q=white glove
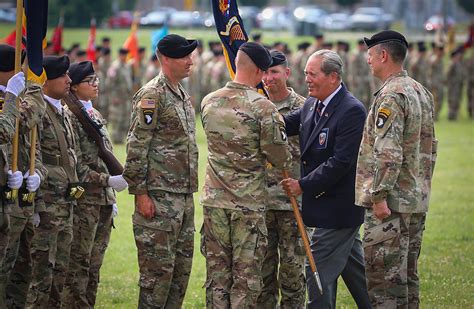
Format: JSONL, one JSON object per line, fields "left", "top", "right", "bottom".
{"left": 6, "top": 71, "right": 25, "bottom": 97}
{"left": 24, "top": 171, "right": 41, "bottom": 192}
{"left": 7, "top": 170, "right": 23, "bottom": 189}
{"left": 33, "top": 213, "right": 40, "bottom": 227}
{"left": 112, "top": 203, "right": 118, "bottom": 218}
{"left": 107, "top": 175, "right": 128, "bottom": 192}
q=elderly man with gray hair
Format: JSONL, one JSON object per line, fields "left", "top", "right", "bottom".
{"left": 281, "top": 49, "right": 371, "bottom": 308}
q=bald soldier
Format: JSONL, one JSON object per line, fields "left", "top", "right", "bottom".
{"left": 123, "top": 34, "right": 199, "bottom": 308}
{"left": 200, "top": 42, "right": 292, "bottom": 308}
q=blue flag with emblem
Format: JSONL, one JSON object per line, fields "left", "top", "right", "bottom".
{"left": 211, "top": 0, "right": 248, "bottom": 80}
{"left": 24, "top": 0, "right": 48, "bottom": 85}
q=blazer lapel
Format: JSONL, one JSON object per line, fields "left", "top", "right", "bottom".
{"left": 301, "top": 97, "right": 317, "bottom": 149}
{"left": 302, "top": 86, "right": 346, "bottom": 155}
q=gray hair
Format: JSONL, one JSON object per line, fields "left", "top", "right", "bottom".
{"left": 310, "top": 49, "right": 343, "bottom": 79}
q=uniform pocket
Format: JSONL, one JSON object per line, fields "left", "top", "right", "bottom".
{"left": 363, "top": 217, "right": 401, "bottom": 268}
{"left": 138, "top": 273, "right": 156, "bottom": 290}
{"left": 132, "top": 212, "right": 172, "bottom": 231}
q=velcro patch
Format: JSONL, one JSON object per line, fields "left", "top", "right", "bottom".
{"left": 140, "top": 99, "right": 156, "bottom": 109}
{"left": 376, "top": 108, "right": 391, "bottom": 129}
{"left": 0, "top": 96, "right": 4, "bottom": 113}
{"left": 143, "top": 109, "right": 154, "bottom": 125}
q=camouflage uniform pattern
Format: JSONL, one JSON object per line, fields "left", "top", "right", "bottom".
{"left": 355, "top": 70, "right": 437, "bottom": 307}
{"left": 258, "top": 89, "right": 306, "bottom": 308}
{"left": 290, "top": 49, "right": 308, "bottom": 96}
{"left": 200, "top": 81, "right": 292, "bottom": 308}
{"left": 62, "top": 102, "right": 116, "bottom": 308}
{"left": 123, "top": 72, "right": 198, "bottom": 307}
{"left": 446, "top": 56, "right": 465, "bottom": 120}
{"left": 96, "top": 57, "right": 110, "bottom": 120}
{"left": 427, "top": 53, "right": 445, "bottom": 120}
{"left": 107, "top": 59, "right": 133, "bottom": 143}
{"left": 409, "top": 54, "right": 429, "bottom": 86}
{"left": 350, "top": 50, "right": 372, "bottom": 110}
{"left": 26, "top": 98, "right": 79, "bottom": 308}
{"left": 466, "top": 50, "right": 474, "bottom": 119}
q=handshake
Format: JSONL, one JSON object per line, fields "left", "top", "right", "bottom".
{"left": 7, "top": 170, "right": 41, "bottom": 192}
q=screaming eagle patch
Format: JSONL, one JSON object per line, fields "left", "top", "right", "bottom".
{"left": 139, "top": 99, "right": 157, "bottom": 128}
{"left": 376, "top": 108, "right": 391, "bottom": 129}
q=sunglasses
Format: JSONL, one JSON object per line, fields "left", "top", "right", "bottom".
{"left": 80, "top": 76, "right": 100, "bottom": 86}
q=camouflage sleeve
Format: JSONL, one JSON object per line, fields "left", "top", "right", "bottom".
{"left": 255, "top": 98, "right": 292, "bottom": 169}
{"left": 0, "top": 91, "right": 20, "bottom": 143}
{"left": 123, "top": 88, "right": 160, "bottom": 195}
{"left": 19, "top": 81, "right": 46, "bottom": 131}
{"left": 370, "top": 94, "right": 405, "bottom": 202}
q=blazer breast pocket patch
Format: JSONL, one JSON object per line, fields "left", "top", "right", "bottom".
{"left": 316, "top": 128, "right": 329, "bottom": 149}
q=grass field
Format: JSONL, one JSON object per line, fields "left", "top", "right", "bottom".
{"left": 1, "top": 23, "right": 473, "bottom": 307}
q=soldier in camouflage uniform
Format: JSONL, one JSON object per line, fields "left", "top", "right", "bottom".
{"left": 427, "top": 45, "right": 445, "bottom": 120}
{"left": 467, "top": 47, "right": 474, "bottom": 119}
{"left": 25, "top": 55, "right": 81, "bottom": 308}
{"left": 61, "top": 61, "right": 128, "bottom": 308}
{"left": 142, "top": 54, "right": 161, "bottom": 85}
{"left": 409, "top": 42, "right": 429, "bottom": 87}
{"left": 446, "top": 46, "right": 465, "bottom": 121}
{"left": 96, "top": 47, "right": 111, "bottom": 121}
{"left": 350, "top": 40, "right": 372, "bottom": 110}
{"left": 200, "top": 42, "right": 292, "bottom": 309}
{"left": 356, "top": 30, "right": 438, "bottom": 308}
{"left": 123, "top": 34, "right": 198, "bottom": 308}
{"left": 0, "top": 45, "right": 44, "bottom": 308}
{"left": 130, "top": 47, "right": 147, "bottom": 93}
{"left": 208, "top": 50, "right": 229, "bottom": 93}
{"left": 107, "top": 48, "right": 133, "bottom": 144}
{"left": 290, "top": 42, "right": 310, "bottom": 97}
{"left": 257, "top": 51, "right": 306, "bottom": 309}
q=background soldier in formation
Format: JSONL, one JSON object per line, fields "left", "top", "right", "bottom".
{"left": 62, "top": 61, "right": 127, "bottom": 308}
{"left": 96, "top": 46, "right": 111, "bottom": 121}
{"left": 446, "top": 46, "right": 465, "bottom": 120}
{"left": 356, "top": 30, "right": 437, "bottom": 308}
{"left": 257, "top": 50, "right": 306, "bottom": 308}
{"left": 200, "top": 42, "right": 292, "bottom": 308}
{"left": 123, "top": 34, "right": 198, "bottom": 308}
{"left": 350, "top": 40, "right": 372, "bottom": 110}
{"left": 410, "top": 42, "right": 429, "bottom": 87}
{"left": 107, "top": 48, "right": 132, "bottom": 144}
{"left": 467, "top": 48, "right": 474, "bottom": 119}
{"left": 428, "top": 44, "right": 445, "bottom": 120}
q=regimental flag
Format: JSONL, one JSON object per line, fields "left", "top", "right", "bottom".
{"left": 86, "top": 18, "right": 97, "bottom": 62}
{"left": 1, "top": 28, "right": 26, "bottom": 47}
{"left": 50, "top": 13, "right": 63, "bottom": 55}
{"left": 24, "top": 0, "right": 48, "bottom": 84}
{"left": 123, "top": 12, "right": 140, "bottom": 66}
{"left": 211, "top": 0, "right": 248, "bottom": 79}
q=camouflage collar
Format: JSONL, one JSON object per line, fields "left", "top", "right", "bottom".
{"left": 159, "top": 72, "right": 190, "bottom": 101}
{"left": 272, "top": 87, "right": 296, "bottom": 110}
{"left": 374, "top": 70, "right": 407, "bottom": 96}
{"left": 225, "top": 81, "right": 256, "bottom": 91}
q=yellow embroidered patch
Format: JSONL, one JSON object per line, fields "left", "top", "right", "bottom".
{"left": 378, "top": 108, "right": 391, "bottom": 117}
{"left": 376, "top": 108, "right": 392, "bottom": 129}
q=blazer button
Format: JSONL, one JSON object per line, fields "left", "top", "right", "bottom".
{"left": 303, "top": 161, "right": 307, "bottom": 165}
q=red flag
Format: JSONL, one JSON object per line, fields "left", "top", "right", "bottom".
{"left": 123, "top": 13, "right": 139, "bottom": 66}
{"left": 1, "top": 28, "right": 26, "bottom": 47}
{"left": 86, "top": 18, "right": 96, "bottom": 62}
{"left": 51, "top": 14, "right": 63, "bottom": 54}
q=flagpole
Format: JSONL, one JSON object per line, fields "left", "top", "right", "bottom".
{"left": 10, "top": 0, "right": 24, "bottom": 200}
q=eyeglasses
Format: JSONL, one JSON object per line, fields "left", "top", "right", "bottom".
{"left": 80, "top": 76, "right": 100, "bottom": 86}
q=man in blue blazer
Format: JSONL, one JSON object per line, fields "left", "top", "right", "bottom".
{"left": 281, "top": 50, "right": 371, "bottom": 308}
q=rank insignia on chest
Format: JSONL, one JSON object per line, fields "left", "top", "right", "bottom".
{"left": 376, "top": 108, "right": 391, "bottom": 129}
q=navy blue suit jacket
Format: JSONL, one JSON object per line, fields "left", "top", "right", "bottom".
{"left": 284, "top": 84, "right": 366, "bottom": 228}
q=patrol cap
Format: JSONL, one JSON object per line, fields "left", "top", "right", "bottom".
{"left": 0, "top": 44, "right": 25, "bottom": 72}
{"left": 238, "top": 42, "right": 272, "bottom": 71}
{"left": 157, "top": 34, "right": 197, "bottom": 59}
{"left": 69, "top": 61, "right": 95, "bottom": 86}
{"left": 43, "top": 55, "right": 70, "bottom": 80}
{"left": 269, "top": 50, "right": 287, "bottom": 67}
{"left": 364, "top": 30, "right": 408, "bottom": 49}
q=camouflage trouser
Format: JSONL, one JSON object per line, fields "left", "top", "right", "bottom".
{"left": 5, "top": 215, "right": 34, "bottom": 309}
{"left": 109, "top": 99, "right": 131, "bottom": 144}
{"left": 430, "top": 84, "right": 444, "bottom": 121}
{"left": 363, "top": 210, "right": 426, "bottom": 308}
{"left": 447, "top": 84, "right": 463, "bottom": 120}
{"left": 201, "top": 206, "right": 267, "bottom": 309}
{"left": 0, "top": 209, "right": 10, "bottom": 307}
{"left": 133, "top": 192, "right": 194, "bottom": 308}
{"left": 86, "top": 204, "right": 113, "bottom": 307}
{"left": 62, "top": 203, "right": 113, "bottom": 308}
{"left": 25, "top": 208, "right": 73, "bottom": 309}
{"left": 467, "top": 80, "right": 474, "bottom": 118}
{"left": 257, "top": 210, "right": 306, "bottom": 309}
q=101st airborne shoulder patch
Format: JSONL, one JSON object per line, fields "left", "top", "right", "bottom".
{"left": 140, "top": 99, "right": 156, "bottom": 125}
{"left": 0, "top": 94, "right": 4, "bottom": 113}
{"left": 376, "top": 107, "right": 391, "bottom": 129}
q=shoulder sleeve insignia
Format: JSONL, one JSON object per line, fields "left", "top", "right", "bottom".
{"left": 138, "top": 99, "right": 158, "bottom": 128}
{"left": 140, "top": 99, "right": 156, "bottom": 109}
{"left": 376, "top": 108, "right": 391, "bottom": 129}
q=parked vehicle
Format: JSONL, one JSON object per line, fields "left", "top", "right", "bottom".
{"left": 0, "top": 8, "right": 15, "bottom": 23}
{"left": 293, "top": 5, "right": 327, "bottom": 35}
{"left": 322, "top": 13, "right": 352, "bottom": 31}
{"left": 350, "top": 7, "right": 392, "bottom": 30}
{"left": 108, "top": 11, "right": 133, "bottom": 29}
{"left": 168, "top": 11, "right": 204, "bottom": 28}
{"left": 258, "top": 6, "right": 292, "bottom": 31}
{"left": 239, "top": 5, "right": 260, "bottom": 31}
{"left": 424, "top": 14, "right": 455, "bottom": 32}
{"left": 140, "top": 8, "right": 176, "bottom": 27}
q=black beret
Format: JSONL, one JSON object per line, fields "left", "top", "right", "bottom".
{"left": 451, "top": 45, "right": 465, "bottom": 58}
{"left": 418, "top": 44, "right": 427, "bottom": 52}
{"left": 269, "top": 50, "right": 287, "bottom": 67}
{"left": 43, "top": 55, "right": 70, "bottom": 80}
{"left": 96, "top": 45, "right": 103, "bottom": 52}
{"left": 101, "top": 47, "right": 111, "bottom": 56}
{"left": 157, "top": 34, "right": 197, "bottom": 59}
{"left": 314, "top": 33, "right": 324, "bottom": 39}
{"left": 364, "top": 30, "right": 408, "bottom": 49}
{"left": 118, "top": 48, "right": 129, "bottom": 55}
{"left": 357, "top": 39, "right": 365, "bottom": 45}
{"left": 76, "top": 50, "right": 86, "bottom": 57}
{"left": 0, "top": 44, "right": 25, "bottom": 72}
{"left": 252, "top": 33, "right": 262, "bottom": 41}
{"left": 69, "top": 61, "right": 95, "bottom": 86}
{"left": 71, "top": 43, "right": 80, "bottom": 49}
{"left": 139, "top": 46, "right": 146, "bottom": 53}
{"left": 297, "top": 42, "right": 311, "bottom": 50}
{"left": 102, "top": 37, "right": 111, "bottom": 43}
{"left": 239, "top": 42, "right": 273, "bottom": 71}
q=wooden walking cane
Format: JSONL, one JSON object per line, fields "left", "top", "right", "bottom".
{"left": 9, "top": 0, "right": 24, "bottom": 201}
{"left": 282, "top": 170, "right": 323, "bottom": 295}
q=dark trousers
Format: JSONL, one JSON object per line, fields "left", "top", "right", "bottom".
{"left": 306, "top": 226, "right": 371, "bottom": 309}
